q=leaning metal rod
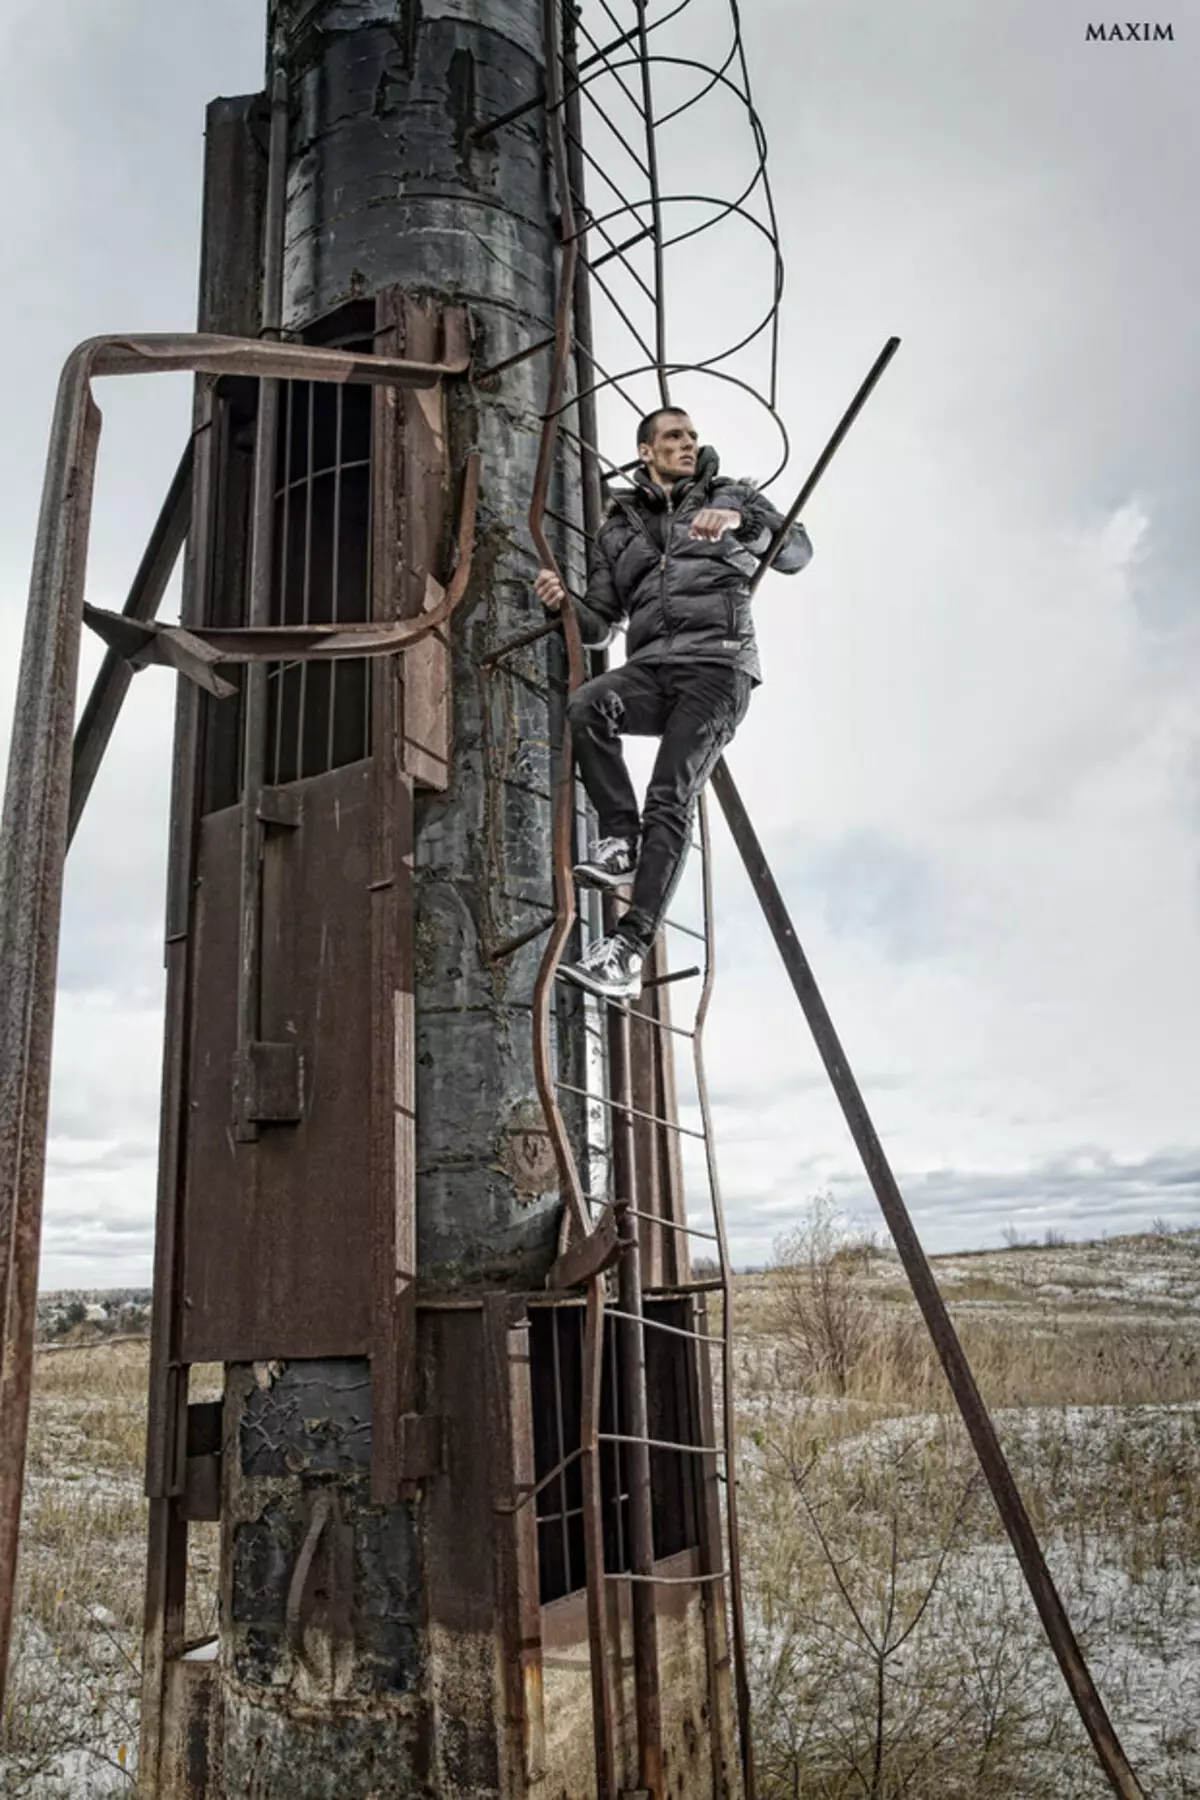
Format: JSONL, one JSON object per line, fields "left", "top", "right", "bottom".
{"left": 709, "top": 758, "right": 1146, "bottom": 1800}
{"left": 749, "top": 335, "right": 900, "bottom": 596}
{"left": 233, "top": 59, "right": 288, "bottom": 1143}
{"left": 0, "top": 326, "right": 466, "bottom": 1717}
{"left": 68, "top": 440, "right": 194, "bottom": 844}
{"left": 693, "top": 791, "right": 756, "bottom": 1799}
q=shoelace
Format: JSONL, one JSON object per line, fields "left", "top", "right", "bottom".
{"left": 594, "top": 836, "right": 627, "bottom": 860}
{"left": 586, "top": 936, "right": 624, "bottom": 972}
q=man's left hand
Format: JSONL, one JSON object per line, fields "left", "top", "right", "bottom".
{"left": 689, "top": 507, "right": 742, "bottom": 541}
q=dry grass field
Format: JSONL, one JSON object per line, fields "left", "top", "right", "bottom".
{"left": 738, "top": 1209, "right": 1200, "bottom": 1798}
{"left": 3, "top": 1218, "right": 1198, "bottom": 1797}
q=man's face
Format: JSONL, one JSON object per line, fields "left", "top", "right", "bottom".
{"left": 640, "top": 412, "right": 698, "bottom": 485}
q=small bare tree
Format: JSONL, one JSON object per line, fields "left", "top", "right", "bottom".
{"left": 771, "top": 1194, "right": 874, "bottom": 1396}
{"left": 789, "top": 1447, "right": 982, "bottom": 1799}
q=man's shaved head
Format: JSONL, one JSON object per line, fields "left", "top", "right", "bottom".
{"left": 636, "top": 405, "right": 692, "bottom": 446}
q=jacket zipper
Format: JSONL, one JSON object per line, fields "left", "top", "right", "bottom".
{"left": 660, "top": 492, "right": 674, "bottom": 635}
{"left": 618, "top": 486, "right": 686, "bottom": 644}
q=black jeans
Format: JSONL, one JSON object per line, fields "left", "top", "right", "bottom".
{"left": 566, "top": 660, "right": 753, "bottom": 952}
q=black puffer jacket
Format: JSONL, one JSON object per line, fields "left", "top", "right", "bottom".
{"left": 575, "top": 445, "right": 812, "bottom": 684}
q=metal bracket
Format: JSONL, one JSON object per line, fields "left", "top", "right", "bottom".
{"left": 182, "top": 1400, "right": 223, "bottom": 1523}
{"left": 257, "top": 787, "right": 302, "bottom": 829}
{"left": 398, "top": 1413, "right": 444, "bottom": 1482}
{"left": 235, "top": 1040, "right": 304, "bottom": 1126}
{"left": 546, "top": 1202, "right": 626, "bottom": 1290}
{"left": 83, "top": 603, "right": 237, "bottom": 699}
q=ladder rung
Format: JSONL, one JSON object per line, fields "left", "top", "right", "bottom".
{"left": 644, "top": 1278, "right": 728, "bottom": 1297}
{"left": 585, "top": 1006, "right": 695, "bottom": 1043}
{"left": 554, "top": 1080, "right": 707, "bottom": 1140}
{"left": 642, "top": 965, "right": 700, "bottom": 989}
{"left": 662, "top": 916, "right": 706, "bottom": 944}
{"left": 624, "top": 1208, "right": 718, "bottom": 1243}
{"left": 604, "top": 1308, "right": 727, "bottom": 1351}
{"left": 599, "top": 1430, "right": 727, "bottom": 1455}
{"left": 561, "top": 973, "right": 699, "bottom": 1011}
{"left": 606, "top": 1567, "right": 730, "bottom": 1586}
{"left": 614, "top": 1006, "right": 694, "bottom": 1040}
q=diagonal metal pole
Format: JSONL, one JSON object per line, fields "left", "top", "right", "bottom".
{"left": 709, "top": 755, "right": 1146, "bottom": 1800}
{"left": 68, "top": 440, "right": 195, "bottom": 844}
{"left": 750, "top": 335, "right": 900, "bottom": 596}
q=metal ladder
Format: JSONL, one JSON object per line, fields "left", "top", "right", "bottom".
{"left": 481, "top": 7, "right": 1150, "bottom": 1797}
{"left": 463, "top": 8, "right": 759, "bottom": 1794}
{"left": 482, "top": 566, "right": 755, "bottom": 1800}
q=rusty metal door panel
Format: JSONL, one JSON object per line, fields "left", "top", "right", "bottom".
{"left": 181, "top": 761, "right": 375, "bottom": 1361}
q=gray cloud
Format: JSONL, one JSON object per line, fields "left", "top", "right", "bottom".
{"left": 728, "top": 1145, "right": 1200, "bottom": 1267}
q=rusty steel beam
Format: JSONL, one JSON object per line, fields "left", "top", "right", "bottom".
{"left": 581, "top": 1278, "right": 618, "bottom": 1799}
{"left": 232, "top": 62, "right": 290, "bottom": 1145}
{"left": 68, "top": 440, "right": 195, "bottom": 844}
{"left": 140, "top": 95, "right": 266, "bottom": 1789}
{"left": 529, "top": 0, "right": 591, "bottom": 1248}
{"left": 709, "top": 755, "right": 1147, "bottom": 1800}
{"left": 0, "top": 377, "right": 101, "bottom": 1715}
{"left": 0, "top": 326, "right": 474, "bottom": 1713}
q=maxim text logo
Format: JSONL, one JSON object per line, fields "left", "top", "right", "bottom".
{"left": 1086, "top": 21, "right": 1174, "bottom": 38}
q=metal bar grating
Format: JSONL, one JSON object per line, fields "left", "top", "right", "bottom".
{"left": 265, "top": 334, "right": 375, "bottom": 787}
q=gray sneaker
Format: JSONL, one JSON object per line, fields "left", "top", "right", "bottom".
{"left": 573, "top": 834, "right": 639, "bottom": 891}
{"left": 558, "top": 932, "right": 644, "bottom": 1001}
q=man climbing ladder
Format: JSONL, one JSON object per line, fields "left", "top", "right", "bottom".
{"left": 535, "top": 405, "right": 813, "bottom": 999}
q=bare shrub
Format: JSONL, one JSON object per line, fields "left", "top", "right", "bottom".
{"left": 770, "top": 1195, "right": 875, "bottom": 1396}
{"left": 746, "top": 1421, "right": 1087, "bottom": 1799}
{"left": 742, "top": 1234, "right": 1200, "bottom": 1799}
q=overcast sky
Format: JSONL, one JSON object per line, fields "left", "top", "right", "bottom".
{"left": 2, "top": 1, "right": 1198, "bottom": 1288}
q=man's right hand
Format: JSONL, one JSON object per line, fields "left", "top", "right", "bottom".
{"left": 534, "top": 568, "right": 565, "bottom": 613}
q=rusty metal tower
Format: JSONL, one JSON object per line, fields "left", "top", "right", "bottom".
{"left": 4, "top": 0, "right": 779, "bottom": 1786}
{"left": 0, "top": 5, "right": 1153, "bottom": 1800}
{"left": 119, "top": 5, "right": 743, "bottom": 1792}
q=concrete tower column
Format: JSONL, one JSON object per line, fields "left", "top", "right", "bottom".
{"left": 271, "top": 0, "right": 582, "bottom": 1287}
